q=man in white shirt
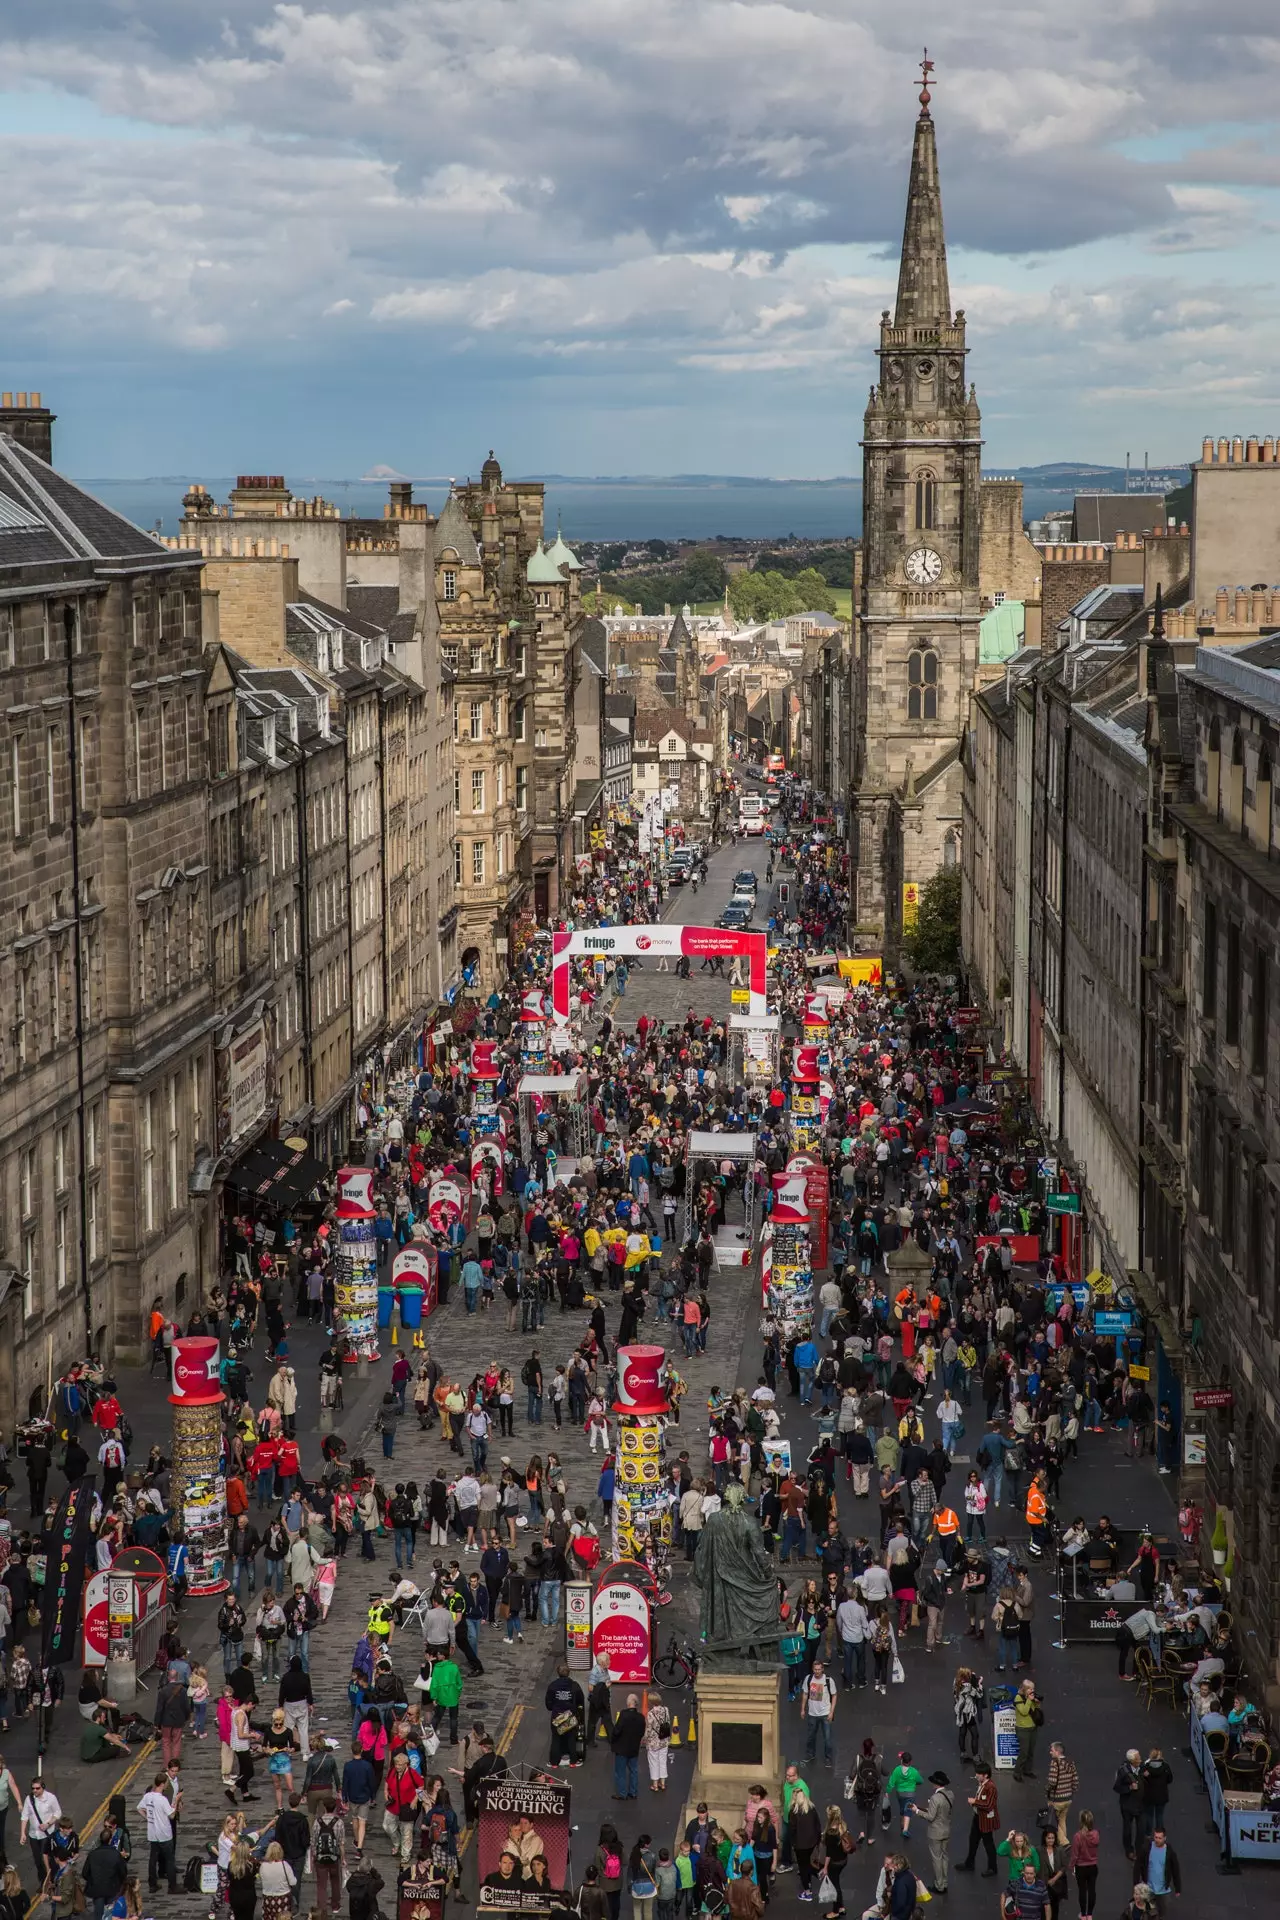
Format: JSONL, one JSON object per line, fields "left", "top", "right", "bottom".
{"left": 801, "top": 1659, "right": 837, "bottom": 1765}
{"left": 20, "top": 1781, "right": 61, "bottom": 1885}
{"left": 836, "top": 1595, "right": 871, "bottom": 1691}
{"left": 818, "top": 1280, "right": 843, "bottom": 1338}
{"left": 137, "top": 1775, "right": 179, "bottom": 1892}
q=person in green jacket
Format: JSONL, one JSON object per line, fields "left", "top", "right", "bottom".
{"left": 779, "top": 1764, "right": 810, "bottom": 1872}
{"left": 428, "top": 1654, "right": 463, "bottom": 1745}
{"left": 886, "top": 1752, "right": 923, "bottom": 1838}
{"left": 995, "top": 1832, "right": 1040, "bottom": 1884}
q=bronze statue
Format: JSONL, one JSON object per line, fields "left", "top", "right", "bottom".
{"left": 692, "top": 1482, "right": 782, "bottom": 1667}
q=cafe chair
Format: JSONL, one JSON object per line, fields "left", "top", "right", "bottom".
{"left": 1225, "top": 1739, "right": 1269, "bottom": 1790}
{"left": 1134, "top": 1646, "right": 1179, "bottom": 1711}
{"left": 1204, "top": 1729, "right": 1229, "bottom": 1769}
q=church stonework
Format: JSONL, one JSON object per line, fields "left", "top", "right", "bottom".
{"left": 851, "top": 67, "right": 981, "bottom": 947}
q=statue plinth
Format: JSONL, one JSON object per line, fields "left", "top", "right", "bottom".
{"left": 680, "top": 1668, "right": 782, "bottom": 1843}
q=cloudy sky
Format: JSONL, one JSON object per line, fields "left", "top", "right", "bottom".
{"left": 2, "top": 0, "right": 1279, "bottom": 479}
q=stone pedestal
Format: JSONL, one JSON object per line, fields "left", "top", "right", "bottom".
{"left": 680, "top": 1669, "right": 782, "bottom": 1841}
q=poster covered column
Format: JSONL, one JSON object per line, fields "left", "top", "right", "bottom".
{"left": 611, "top": 1346, "right": 672, "bottom": 1586}
{"left": 334, "top": 1166, "right": 381, "bottom": 1364}
{"left": 169, "top": 1336, "right": 229, "bottom": 1596}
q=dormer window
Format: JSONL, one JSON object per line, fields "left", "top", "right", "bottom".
{"left": 263, "top": 717, "right": 276, "bottom": 759}
{"left": 317, "top": 636, "right": 329, "bottom": 673}
{"left": 443, "top": 569, "right": 458, "bottom": 602}
{"left": 332, "top": 635, "right": 344, "bottom": 671}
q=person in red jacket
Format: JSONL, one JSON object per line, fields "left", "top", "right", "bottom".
{"left": 383, "top": 1751, "right": 422, "bottom": 1866}
{"left": 956, "top": 1760, "right": 999, "bottom": 1875}
{"left": 250, "top": 1436, "right": 279, "bottom": 1510}
{"left": 276, "top": 1437, "right": 301, "bottom": 1497}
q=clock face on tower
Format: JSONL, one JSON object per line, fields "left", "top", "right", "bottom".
{"left": 904, "top": 547, "right": 942, "bottom": 586}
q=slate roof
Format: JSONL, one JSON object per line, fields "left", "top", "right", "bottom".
{"left": 346, "top": 585, "right": 400, "bottom": 629}
{"left": 1072, "top": 493, "right": 1166, "bottom": 542}
{"left": 0, "top": 431, "right": 174, "bottom": 567}
{"left": 435, "top": 490, "right": 480, "bottom": 565}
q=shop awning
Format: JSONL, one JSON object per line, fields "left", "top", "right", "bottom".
{"left": 225, "top": 1138, "right": 326, "bottom": 1212}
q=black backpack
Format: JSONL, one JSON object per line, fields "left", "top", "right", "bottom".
{"left": 312, "top": 1818, "right": 342, "bottom": 1865}
{"left": 854, "top": 1754, "right": 881, "bottom": 1802}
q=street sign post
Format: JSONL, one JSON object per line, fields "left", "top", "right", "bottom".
{"left": 1045, "top": 1191, "right": 1080, "bottom": 1214}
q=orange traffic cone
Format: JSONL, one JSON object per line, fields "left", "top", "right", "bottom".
{"left": 669, "top": 1721, "right": 682, "bottom": 1750}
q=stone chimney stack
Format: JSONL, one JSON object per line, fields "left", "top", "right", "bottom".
{"left": 0, "top": 390, "right": 55, "bottom": 464}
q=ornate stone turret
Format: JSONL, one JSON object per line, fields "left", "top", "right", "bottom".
{"left": 894, "top": 52, "right": 951, "bottom": 330}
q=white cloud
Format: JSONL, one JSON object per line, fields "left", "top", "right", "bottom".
{"left": 1, "top": 1, "right": 1280, "bottom": 466}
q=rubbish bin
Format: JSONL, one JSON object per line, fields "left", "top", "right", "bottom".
{"left": 376, "top": 1289, "right": 396, "bottom": 1329}
{"left": 398, "top": 1286, "right": 425, "bottom": 1330}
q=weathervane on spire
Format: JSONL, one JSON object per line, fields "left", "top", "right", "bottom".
{"left": 918, "top": 47, "right": 935, "bottom": 117}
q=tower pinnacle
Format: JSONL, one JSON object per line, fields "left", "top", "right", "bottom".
{"left": 894, "top": 55, "right": 952, "bottom": 328}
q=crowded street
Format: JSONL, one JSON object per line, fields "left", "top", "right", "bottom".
{"left": 3, "top": 777, "right": 1267, "bottom": 1920}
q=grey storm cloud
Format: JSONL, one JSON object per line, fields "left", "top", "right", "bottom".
{"left": 6, "top": 0, "right": 1276, "bottom": 261}
{"left": 3, "top": 0, "right": 1280, "bottom": 470}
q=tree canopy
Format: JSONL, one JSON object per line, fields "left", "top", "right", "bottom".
{"left": 727, "top": 567, "right": 839, "bottom": 623}
{"left": 904, "top": 866, "right": 962, "bottom": 974}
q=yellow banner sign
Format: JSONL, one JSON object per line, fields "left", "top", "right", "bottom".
{"left": 902, "top": 882, "right": 920, "bottom": 933}
{"left": 838, "top": 957, "right": 884, "bottom": 986}
{"left": 731, "top": 987, "right": 750, "bottom": 1005}
{"left": 1128, "top": 1364, "right": 1150, "bottom": 1382}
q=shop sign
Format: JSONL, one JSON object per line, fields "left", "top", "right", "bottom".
{"left": 1045, "top": 1191, "right": 1080, "bottom": 1214}
{"left": 216, "top": 1018, "right": 270, "bottom": 1149}
{"left": 591, "top": 1581, "right": 652, "bottom": 1683}
{"left": 1192, "top": 1388, "right": 1234, "bottom": 1410}
{"left": 1094, "top": 1310, "right": 1133, "bottom": 1335}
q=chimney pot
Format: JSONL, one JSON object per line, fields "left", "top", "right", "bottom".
{"left": 30, "top": 392, "right": 40, "bottom": 408}
{"left": 1218, "top": 438, "right": 1229, "bottom": 463}
{"left": 0, "top": 393, "right": 10, "bottom": 407}
{"left": 1202, "top": 437, "right": 1214, "bottom": 464}
{"left": 1247, "top": 436, "right": 1259, "bottom": 463}
{"left": 15, "top": 393, "right": 26, "bottom": 407}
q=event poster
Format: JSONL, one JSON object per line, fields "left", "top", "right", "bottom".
{"left": 476, "top": 1778, "right": 572, "bottom": 1889}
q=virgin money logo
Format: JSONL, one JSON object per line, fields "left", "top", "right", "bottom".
{"left": 636, "top": 935, "right": 652, "bottom": 950}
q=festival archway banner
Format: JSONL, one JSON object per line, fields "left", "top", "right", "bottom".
{"left": 551, "top": 925, "right": 767, "bottom": 1022}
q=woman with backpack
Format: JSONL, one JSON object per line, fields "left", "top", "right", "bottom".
{"left": 594, "top": 1823, "right": 625, "bottom": 1920}
{"left": 869, "top": 1608, "right": 897, "bottom": 1695}
{"left": 850, "top": 1739, "right": 886, "bottom": 1839}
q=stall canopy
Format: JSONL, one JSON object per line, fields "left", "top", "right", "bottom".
{"left": 687, "top": 1131, "right": 757, "bottom": 1158}
{"left": 226, "top": 1138, "right": 326, "bottom": 1211}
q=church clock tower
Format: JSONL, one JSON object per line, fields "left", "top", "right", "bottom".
{"left": 851, "top": 55, "right": 982, "bottom": 939}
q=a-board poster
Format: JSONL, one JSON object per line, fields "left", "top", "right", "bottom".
{"left": 476, "top": 1778, "right": 573, "bottom": 1891}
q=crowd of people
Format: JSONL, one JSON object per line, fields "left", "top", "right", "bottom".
{"left": 0, "top": 771, "right": 1253, "bottom": 1920}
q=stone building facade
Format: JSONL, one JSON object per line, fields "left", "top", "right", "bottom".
{"left": 851, "top": 81, "right": 983, "bottom": 944}
{"left": 1165, "top": 638, "right": 1280, "bottom": 1697}
{"left": 0, "top": 425, "right": 211, "bottom": 1422}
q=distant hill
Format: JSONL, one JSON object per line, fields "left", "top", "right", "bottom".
{"left": 998, "top": 461, "right": 1191, "bottom": 495}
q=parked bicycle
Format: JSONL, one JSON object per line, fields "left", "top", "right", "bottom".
{"left": 652, "top": 1633, "right": 701, "bottom": 1690}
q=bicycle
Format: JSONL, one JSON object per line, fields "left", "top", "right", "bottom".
{"left": 652, "top": 1633, "right": 701, "bottom": 1690}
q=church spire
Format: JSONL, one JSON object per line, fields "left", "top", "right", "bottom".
{"left": 893, "top": 50, "right": 952, "bottom": 329}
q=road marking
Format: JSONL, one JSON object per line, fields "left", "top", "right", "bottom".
{"left": 454, "top": 1704, "right": 525, "bottom": 1866}
{"left": 26, "top": 1738, "right": 156, "bottom": 1915}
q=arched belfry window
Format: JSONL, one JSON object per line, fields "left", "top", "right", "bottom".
{"left": 908, "top": 646, "right": 938, "bottom": 721}
{"left": 914, "top": 471, "right": 937, "bottom": 531}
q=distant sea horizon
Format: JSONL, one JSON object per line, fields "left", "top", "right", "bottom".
{"left": 71, "top": 471, "right": 1164, "bottom": 544}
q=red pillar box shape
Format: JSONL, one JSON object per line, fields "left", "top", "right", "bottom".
{"left": 612, "top": 1345, "right": 670, "bottom": 1416}
{"left": 168, "top": 1336, "right": 223, "bottom": 1407}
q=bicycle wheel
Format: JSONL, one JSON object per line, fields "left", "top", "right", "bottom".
{"left": 651, "top": 1651, "right": 691, "bottom": 1690}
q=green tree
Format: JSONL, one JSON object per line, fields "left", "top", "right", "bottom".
{"left": 790, "top": 567, "right": 838, "bottom": 614}
{"left": 904, "top": 867, "right": 962, "bottom": 974}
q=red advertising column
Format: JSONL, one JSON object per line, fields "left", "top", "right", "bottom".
{"left": 168, "top": 1336, "right": 229, "bottom": 1596}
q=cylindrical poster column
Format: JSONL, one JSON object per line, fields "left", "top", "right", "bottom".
{"left": 168, "top": 1336, "right": 229, "bottom": 1597}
